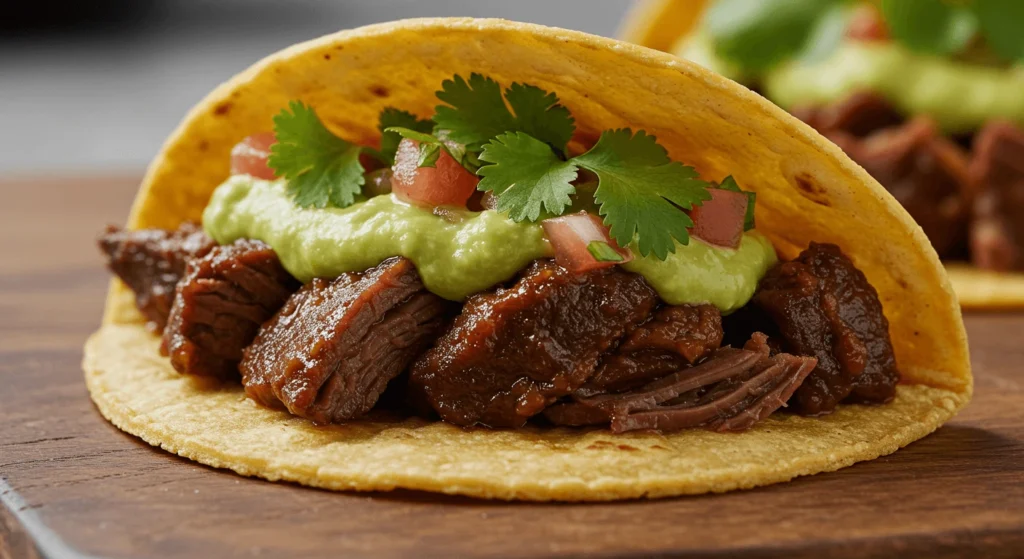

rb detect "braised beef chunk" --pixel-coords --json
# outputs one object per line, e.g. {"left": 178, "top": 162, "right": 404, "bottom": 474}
{"left": 795, "top": 94, "right": 971, "bottom": 258}
{"left": 794, "top": 91, "right": 903, "bottom": 139}
{"left": 545, "top": 333, "right": 817, "bottom": 433}
{"left": 754, "top": 243, "right": 899, "bottom": 415}
{"left": 240, "top": 257, "right": 447, "bottom": 423}
{"left": 161, "top": 239, "right": 297, "bottom": 379}
{"left": 969, "top": 121, "right": 1024, "bottom": 272}
{"left": 410, "top": 260, "right": 659, "bottom": 428}
{"left": 98, "top": 223, "right": 216, "bottom": 331}
{"left": 578, "top": 304, "right": 723, "bottom": 396}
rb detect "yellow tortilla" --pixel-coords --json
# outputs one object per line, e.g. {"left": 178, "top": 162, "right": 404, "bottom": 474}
{"left": 620, "top": 1, "right": 1024, "bottom": 310}
{"left": 85, "top": 18, "right": 971, "bottom": 501}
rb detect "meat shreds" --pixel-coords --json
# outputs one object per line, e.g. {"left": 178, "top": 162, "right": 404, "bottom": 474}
{"left": 795, "top": 94, "right": 971, "bottom": 258}
{"left": 409, "top": 260, "right": 659, "bottom": 428}
{"left": 969, "top": 121, "right": 1024, "bottom": 272}
{"left": 753, "top": 243, "right": 899, "bottom": 415}
{"left": 240, "top": 257, "right": 448, "bottom": 423}
{"left": 98, "top": 223, "right": 216, "bottom": 331}
{"left": 544, "top": 333, "right": 817, "bottom": 432}
{"left": 161, "top": 239, "right": 298, "bottom": 379}
{"left": 578, "top": 304, "right": 723, "bottom": 396}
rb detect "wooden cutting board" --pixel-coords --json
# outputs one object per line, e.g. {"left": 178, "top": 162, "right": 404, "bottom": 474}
{"left": 1, "top": 175, "right": 1022, "bottom": 559}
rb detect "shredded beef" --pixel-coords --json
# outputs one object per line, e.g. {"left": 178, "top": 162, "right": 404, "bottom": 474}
{"left": 409, "top": 260, "right": 659, "bottom": 428}
{"left": 753, "top": 243, "right": 899, "bottom": 415}
{"left": 795, "top": 94, "right": 972, "bottom": 258}
{"left": 161, "top": 239, "right": 297, "bottom": 379}
{"left": 544, "top": 333, "right": 816, "bottom": 432}
{"left": 577, "top": 304, "right": 723, "bottom": 396}
{"left": 98, "top": 223, "right": 215, "bottom": 331}
{"left": 240, "top": 257, "right": 447, "bottom": 423}
{"left": 969, "top": 121, "right": 1024, "bottom": 271}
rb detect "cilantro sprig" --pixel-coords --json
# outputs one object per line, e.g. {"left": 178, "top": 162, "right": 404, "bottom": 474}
{"left": 268, "top": 101, "right": 365, "bottom": 209}
{"left": 706, "top": 0, "right": 1024, "bottom": 74}
{"left": 477, "top": 132, "right": 579, "bottom": 221}
{"left": 434, "top": 74, "right": 575, "bottom": 153}
{"left": 574, "top": 130, "right": 713, "bottom": 259}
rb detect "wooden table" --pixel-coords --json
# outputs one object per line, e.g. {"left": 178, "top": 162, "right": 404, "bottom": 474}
{"left": 2, "top": 175, "right": 1022, "bottom": 559}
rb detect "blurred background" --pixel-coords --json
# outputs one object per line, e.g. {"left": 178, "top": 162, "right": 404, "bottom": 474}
{"left": 1, "top": 0, "right": 631, "bottom": 175}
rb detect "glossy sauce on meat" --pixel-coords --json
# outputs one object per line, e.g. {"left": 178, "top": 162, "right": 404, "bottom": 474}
{"left": 579, "top": 304, "right": 723, "bottom": 395}
{"left": 409, "top": 260, "right": 659, "bottom": 428}
{"left": 240, "top": 257, "right": 447, "bottom": 423}
{"left": 161, "top": 239, "right": 298, "bottom": 379}
{"left": 754, "top": 243, "right": 899, "bottom": 414}
{"left": 98, "top": 223, "right": 215, "bottom": 331}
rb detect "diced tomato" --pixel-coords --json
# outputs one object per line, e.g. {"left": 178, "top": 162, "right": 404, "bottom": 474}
{"left": 688, "top": 189, "right": 748, "bottom": 249}
{"left": 392, "top": 138, "right": 479, "bottom": 207}
{"left": 846, "top": 4, "right": 889, "bottom": 42}
{"left": 230, "top": 133, "right": 277, "bottom": 180}
{"left": 542, "top": 212, "right": 633, "bottom": 274}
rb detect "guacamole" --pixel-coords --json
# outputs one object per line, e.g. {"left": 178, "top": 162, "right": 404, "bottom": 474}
{"left": 765, "top": 42, "right": 1024, "bottom": 133}
{"left": 203, "top": 177, "right": 777, "bottom": 311}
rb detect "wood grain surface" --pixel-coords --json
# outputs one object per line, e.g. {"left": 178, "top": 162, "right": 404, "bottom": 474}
{"left": 1, "top": 175, "right": 1022, "bottom": 559}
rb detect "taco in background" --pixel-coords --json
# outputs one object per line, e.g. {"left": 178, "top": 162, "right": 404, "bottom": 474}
{"left": 85, "top": 18, "right": 971, "bottom": 501}
{"left": 621, "top": 0, "right": 1024, "bottom": 309}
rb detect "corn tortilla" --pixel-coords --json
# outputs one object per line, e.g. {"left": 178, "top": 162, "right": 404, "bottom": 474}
{"left": 85, "top": 18, "right": 971, "bottom": 501}
{"left": 619, "top": 1, "right": 1024, "bottom": 310}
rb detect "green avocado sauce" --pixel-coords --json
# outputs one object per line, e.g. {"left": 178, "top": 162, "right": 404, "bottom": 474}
{"left": 764, "top": 42, "right": 1024, "bottom": 133}
{"left": 203, "top": 176, "right": 777, "bottom": 311}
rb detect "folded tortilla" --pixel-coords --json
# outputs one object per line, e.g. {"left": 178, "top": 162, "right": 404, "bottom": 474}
{"left": 84, "top": 18, "right": 971, "bottom": 501}
{"left": 619, "top": 0, "right": 1024, "bottom": 310}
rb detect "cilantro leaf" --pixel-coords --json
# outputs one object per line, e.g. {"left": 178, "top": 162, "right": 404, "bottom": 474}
{"left": 503, "top": 82, "right": 575, "bottom": 153}
{"left": 706, "top": 0, "right": 842, "bottom": 72}
{"left": 369, "top": 108, "right": 433, "bottom": 166}
{"left": 880, "top": 0, "right": 976, "bottom": 56}
{"left": 269, "top": 100, "right": 365, "bottom": 209}
{"left": 717, "top": 175, "right": 757, "bottom": 231}
{"left": 797, "top": 2, "right": 848, "bottom": 63}
{"left": 573, "top": 129, "right": 713, "bottom": 259}
{"left": 974, "top": 0, "right": 1024, "bottom": 62}
{"left": 434, "top": 74, "right": 575, "bottom": 151}
{"left": 434, "top": 74, "right": 513, "bottom": 148}
{"left": 477, "top": 132, "right": 578, "bottom": 222}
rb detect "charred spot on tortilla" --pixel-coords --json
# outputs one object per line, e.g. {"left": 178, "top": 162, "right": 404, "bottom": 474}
{"left": 792, "top": 173, "right": 831, "bottom": 207}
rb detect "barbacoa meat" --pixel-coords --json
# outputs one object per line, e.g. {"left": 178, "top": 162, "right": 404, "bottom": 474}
{"left": 754, "top": 243, "right": 899, "bottom": 415}
{"left": 795, "top": 93, "right": 972, "bottom": 258}
{"left": 409, "top": 259, "right": 659, "bottom": 428}
{"left": 544, "top": 333, "right": 817, "bottom": 432}
{"left": 240, "top": 257, "right": 447, "bottom": 423}
{"left": 577, "top": 304, "right": 723, "bottom": 396}
{"left": 161, "top": 239, "right": 297, "bottom": 379}
{"left": 793, "top": 91, "right": 903, "bottom": 139}
{"left": 98, "top": 223, "right": 215, "bottom": 331}
{"left": 969, "top": 121, "right": 1024, "bottom": 272}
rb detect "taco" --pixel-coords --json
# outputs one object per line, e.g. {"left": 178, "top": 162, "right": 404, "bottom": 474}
{"left": 620, "top": 0, "right": 1024, "bottom": 309}
{"left": 84, "top": 18, "right": 971, "bottom": 501}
